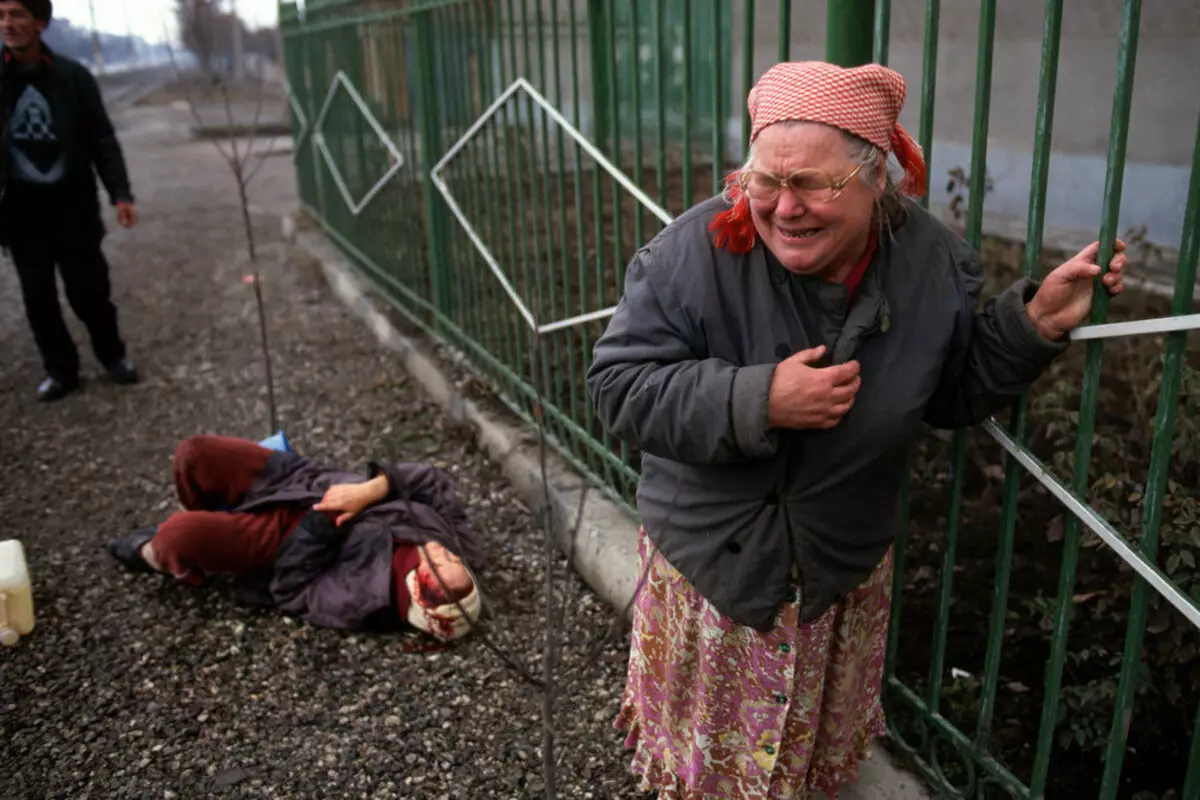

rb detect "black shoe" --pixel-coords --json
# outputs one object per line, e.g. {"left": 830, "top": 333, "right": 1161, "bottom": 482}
{"left": 36, "top": 374, "right": 80, "bottom": 402}
{"left": 105, "top": 357, "right": 139, "bottom": 385}
{"left": 107, "top": 526, "right": 158, "bottom": 573}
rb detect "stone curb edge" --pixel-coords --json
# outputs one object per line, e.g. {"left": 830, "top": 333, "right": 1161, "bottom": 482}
{"left": 287, "top": 215, "right": 932, "bottom": 800}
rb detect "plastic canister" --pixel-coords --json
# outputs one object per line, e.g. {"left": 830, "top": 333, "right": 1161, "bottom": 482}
{"left": 0, "top": 540, "right": 34, "bottom": 647}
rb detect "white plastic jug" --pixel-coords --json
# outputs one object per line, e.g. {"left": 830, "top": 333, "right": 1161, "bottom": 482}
{"left": 0, "top": 540, "right": 34, "bottom": 647}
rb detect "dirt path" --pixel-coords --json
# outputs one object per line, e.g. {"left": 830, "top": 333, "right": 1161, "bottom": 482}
{"left": 0, "top": 95, "right": 642, "bottom": 799}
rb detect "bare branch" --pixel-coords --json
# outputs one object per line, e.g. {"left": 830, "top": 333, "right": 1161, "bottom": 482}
{"left": 242, "top": 135, "right": 283, "bottom": 186}
{"left": 160, "top": 29, "right": 235, "bottom": 166}
{"left": 217, "top": 79, "right": 243, "bottom": 171}
{"left": 532, "top": 338, "right": 558, "bottom": 800}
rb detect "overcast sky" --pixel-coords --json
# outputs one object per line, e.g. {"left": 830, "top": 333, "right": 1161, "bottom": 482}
{"left": 54, "top": 0, "right": 279, "bottom": 45}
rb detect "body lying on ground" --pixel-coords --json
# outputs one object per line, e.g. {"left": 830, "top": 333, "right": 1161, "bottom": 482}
{"left": 107, "top": 435, "right": 483, "bottom": 642}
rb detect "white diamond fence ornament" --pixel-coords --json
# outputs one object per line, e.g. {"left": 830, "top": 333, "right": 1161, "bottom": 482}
{"left": 312, "top": 71, "right": 406, "bottom": 216}
{"left": 430, "top": 78, "right": 672, "bottom": 336}
{"left": 282, "top": 76, "right": 310, "bottom": 159}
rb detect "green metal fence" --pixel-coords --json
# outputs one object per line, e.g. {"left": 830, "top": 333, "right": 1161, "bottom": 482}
{"left": 279, "top": 1, "right": 1200, "bottom": 796}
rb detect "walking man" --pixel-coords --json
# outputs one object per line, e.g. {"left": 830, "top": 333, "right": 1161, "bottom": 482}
{"left": 0, "top": 0, "right": 139, "bottom": 401}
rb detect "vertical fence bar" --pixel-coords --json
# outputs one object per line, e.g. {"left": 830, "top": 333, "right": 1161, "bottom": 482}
{"left": 682, "top": 0, "right": 693, "bottom": 209}
{"left": 606, "top": 2, "right": 629, "bottom": 473}
{"left": 568, "top": 0, "right": 591, "bottom": 431}
{"left": 917, "top": 0, "right": 940, "bottom": 206}
{"left": 471, "top": 1, "right": 501, "bottom": 379}
{"left": 926, "top": 0, "right": 996, "bottom": 768}
{"left": 826, "top": 0, "right": 875, "bottom": 67}
{"left": 711, "top": 0, "right": 724, "bottom": 196}
{"left": 439, "top": 9, "right": 469, "bottom": 336}
{"left": 976, "top": 0, "right": 1063, "bottom": 754}
{"left": 1098, "top": 109, "right": 1200, "bottom": 800}
{"left": 499, "top": 0, "right": 528, "bottom": 386}
{"left": 874, "top": 0, "right": 891, "bottom": 64}
{"left": 461, "top": 3, "right": 490, "bottom": 348}
{"left": 654, "top": 0, "right": 667, "bottom": 210}
{"left": 587, "top": 0, "right": 614, "bottom": 490}
{"left": 886, "top": 0, "right": 941, "bottom": 719}
{"left": 587, "top": 0, "right": 611, "bottom": 154}
{"left": 412, "top": 9, "right": 451, "bottom": 326}
{"left": 631, "top": 0, "right": 645, "bottom": 250}
{"left": 607, "top": 0, "right": 622, "bottom": 290}
{"left": 549, "top": 0, "right": 580, "bottom": 427}
{"left": 1029, "top": 2, "right": 1142, "bottom": 794}
{"left": 741, "top": 0, "right": 755, "bottom": 150}
{"left": 401, "top": 21, "right": 425, "bottom": 284}
{"left": 778, "top": 0, "right": 791, "bottom": 62}
{"left": 526, "top": 0, "right": 555, "bottom": 419}
{"left": 348, "top": 24, "right": 370, "bottom": 199}
{"left": 506, "top": 0, "right": 533, "bottom": 361}
{"left": 518, "top": 0, "right": 549, "bottom": 402}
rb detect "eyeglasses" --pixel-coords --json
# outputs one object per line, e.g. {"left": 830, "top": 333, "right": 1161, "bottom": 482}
{"left": 737, "top": 163, "right": 866, "bottom": 205}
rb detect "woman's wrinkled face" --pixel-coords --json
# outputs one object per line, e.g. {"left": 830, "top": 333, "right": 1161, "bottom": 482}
{"left": 747, "top": 122, "right": 880, "bottom": 280}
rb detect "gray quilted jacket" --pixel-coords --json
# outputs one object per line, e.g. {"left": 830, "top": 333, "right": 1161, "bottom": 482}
{"left": 587, "top": 196, "right": 1067, "bottom": 631}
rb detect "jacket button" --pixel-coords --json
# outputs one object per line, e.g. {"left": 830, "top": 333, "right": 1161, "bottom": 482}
{"left": 764, "top": 492, "right": 780, "bottom": 505}
{"left": 880, "top": 314, "right": 892, "bottom": 333}
{"left": 726, "top": 541, "right": 742, "bottom": 554}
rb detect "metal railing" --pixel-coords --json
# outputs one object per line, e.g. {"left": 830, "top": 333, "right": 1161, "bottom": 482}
{"left": 278, "top": 1, "right": 1200, "bottom": 796}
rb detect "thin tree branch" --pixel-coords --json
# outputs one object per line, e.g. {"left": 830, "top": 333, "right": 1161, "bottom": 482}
{"left": 217, "top": 79, "right": 243, "bottom": 170}
{"left": 532, "top": 338, "right": 558, "bottom": 800}
{"left": 242, "top": 135, "right": 283, "bottom": 186}
{"left": 161, "top": 29, "right": 235, "bottom": 165}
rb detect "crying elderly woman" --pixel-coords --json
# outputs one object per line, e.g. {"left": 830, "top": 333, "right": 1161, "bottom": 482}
{"left": 587, "top": 61, "right": 1127, "bottom": 799}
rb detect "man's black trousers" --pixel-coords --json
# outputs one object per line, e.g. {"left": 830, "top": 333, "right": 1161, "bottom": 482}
{"left": 9, "top": 232, "right": 126, "bottom": 380}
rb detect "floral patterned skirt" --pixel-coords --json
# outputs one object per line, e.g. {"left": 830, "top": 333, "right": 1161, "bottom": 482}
{"left": 615, "top": 529, "right": 892, "bottom": 799}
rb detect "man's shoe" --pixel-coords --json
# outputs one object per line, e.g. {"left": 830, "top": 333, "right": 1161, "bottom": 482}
{"left": 105, "top": 357, "right": 139, "bottom": 385}
{"left": 36, "top": 374, "right": 80, "bottom": 402}
{"left": 107, "top": 527, "right": 158, "bottom": 574}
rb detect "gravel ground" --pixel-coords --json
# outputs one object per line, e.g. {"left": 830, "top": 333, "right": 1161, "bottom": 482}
{"left": 0, "top": 93, "right": 646, "bottom": 799}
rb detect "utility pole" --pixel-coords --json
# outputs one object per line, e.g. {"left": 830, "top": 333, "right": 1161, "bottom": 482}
{"left": 122, "top": 0, "right": 137, "bottom": 67}
{"left": 231, "top": 0, "right": 245, "bottom": 81}
{"left": 89, "top": 0, "right": 104, "bottom": 74}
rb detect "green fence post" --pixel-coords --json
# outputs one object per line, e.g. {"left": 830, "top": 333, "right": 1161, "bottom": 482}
{"left": 412, "top": 10, "right": 451, "bottom": 325}
{"left": 826, "top": 0, "right": 876, "bottom": 67}
{"left": 586, "top": 0, "right": 611, "bottom": 154}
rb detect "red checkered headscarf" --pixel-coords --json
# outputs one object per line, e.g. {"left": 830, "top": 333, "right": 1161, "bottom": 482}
{"left": 710, "top": 61, "right": 926, "bottom": 254}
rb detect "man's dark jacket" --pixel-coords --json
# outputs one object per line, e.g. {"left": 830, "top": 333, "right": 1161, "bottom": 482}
{"left": 0, "top": 44, "right": 133, "bottom": 246}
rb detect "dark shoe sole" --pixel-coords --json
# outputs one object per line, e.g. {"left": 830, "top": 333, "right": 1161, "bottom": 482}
{"left": 107, "top": 527, "right": 158, "bottom": 573}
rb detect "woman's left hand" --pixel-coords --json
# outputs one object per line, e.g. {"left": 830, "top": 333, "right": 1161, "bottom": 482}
{"left": 1025, "top": 239, "right": 1128, "bottom": 341}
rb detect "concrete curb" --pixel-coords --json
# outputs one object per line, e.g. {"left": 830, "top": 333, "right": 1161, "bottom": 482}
{"left": 289, "top": 217, "right": 932, "bottom": 800}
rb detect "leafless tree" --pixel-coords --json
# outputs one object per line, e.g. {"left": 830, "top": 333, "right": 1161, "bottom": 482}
{"left": 164, "top": 32, "right": 282, "bottom": 435}
{"left": 175, "top": 0, "right": 220, "bottom": 75}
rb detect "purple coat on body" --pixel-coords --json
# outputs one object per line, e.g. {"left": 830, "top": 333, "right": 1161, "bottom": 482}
{"left": 233, "top": 451, "right": 482, "bottom": 631}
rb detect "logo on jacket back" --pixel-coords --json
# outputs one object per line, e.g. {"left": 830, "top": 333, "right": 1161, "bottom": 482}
{"left": 10, "top": 85, "right": 65, "bottom": 184}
